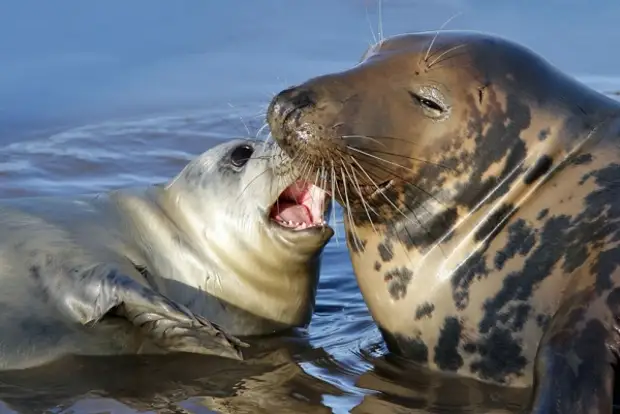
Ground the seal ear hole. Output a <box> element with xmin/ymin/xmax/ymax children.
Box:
<box><xmin>230</xmin><ymin>144</ymin><xmax>254</xmax><ymax>168</ymax></box>
<box><xmin>477</xmin><ymin>87</ymin><xmax>486</xmax><ymax>105</ymax></box>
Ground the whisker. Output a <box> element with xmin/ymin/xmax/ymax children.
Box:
<box><xmin>364</xmin><ymin>1</ymin><xmax>378</xmax><ymax>46</ymax></box>
<box><xmin>352</xmin><ymin>154</ymin><xmax>449</xmax><ymax>210</ymax></box>
<box><xmin>377</xmin><ymin>0</ymin><xmax>384</xmax><ymax>42</ymax></box>
<box><xmin>227</xmin><ymin>102</ymin><xmax>251</xmax><ymax>136</ymax></box>
<box><xmin>423</xmin><ymin>12</ymin><xmax>463</xmax><ymax>63</ymax></box>
<box><xmin>351</xmin><ymin>146</ymin><xmax>457</xmax><ymax>172</ymax></box>
<box><xmin>347</xmin><ymin>145</ymin><xmax>454</xmax><ymax>173</ymax></box>
<box><xmin>341</xmin><ymin>134</ymin><xmax>423</xmax><ymax>146</ymax></box>
<box><xmin>330</xmin><ymin>161</ymin><xmax>340</xmax><ymax>247</ymax></box>
<box><xmin>347</xmin><ymin>154</ymin><xmax>448</xmax><ymax>259</ymax></box>
<box><xmin>340</xmin><ymin>165</ymin><xmax>365</xmax><ymax>253</ymax></box>
<box><xmin>428</xmin><ymin>44</ymin><xmax>467</xmax><ymax>69</ymax></box>
<box><xmin>340</xmin><ymin>134</ymin><xmax>387</xmax><ymax>148</ymax></box>
<box><xmin>343</xmin><ymin>160</ymin><xmax>378</xmax><ymax>235</ymax></box>
<box><xmin>237</xmin><ymin>167</ymin><xmax>272</xmax><ymax>201</ymax></box>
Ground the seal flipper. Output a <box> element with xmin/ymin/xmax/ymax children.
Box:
<box><xmin>529</xmin><ymin>287</ymin><xmax>617</xmax><ymax>414</ymax></box>
<box><xmin>34</xmin><ymin>262</ymin><xmax>247</xmax><ymax>360</ymax></box>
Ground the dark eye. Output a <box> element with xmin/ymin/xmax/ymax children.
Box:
<box><xmin>409</xmin><ymin>92</ymin><xmax>444</xmax><ymax>113</ymax></box>
<box><xmin>230</xmin><ymin>144</ymin><xmax>254</xmax><ymax>168</ymax></box>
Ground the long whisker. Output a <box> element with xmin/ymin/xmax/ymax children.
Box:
<box><xmin>346</xmin><ymin>155</ymin><xmax>422</xmax><ymax>263</ymax></box>
<box><xmin>238</xmin><ymin>166</ymin><xmax>272</xmax><ymax>201</ymax></box>
<box><xmin>227</xmin><ymin>102</ymin><xmax>251</xmax><ymax>136</ymax></box>
<box><xmin>348</xmin><ymin>155</ymin><xmax>424</xmax><ymax>230</ymax></box>
<box><xmin>341</xmin><ymin>134</ymin><xmax>423</xmax><ymax>146</ymax></box>
<box><xmin>377</xmin><ymin>0</ymin><xmax>384</xmax><ymax>43</ymax></box>
<box><xmin>428</xmin><ymin>44</ymin><xmax>467</xmax><ymax>69</ymax></box>
<box><xmin>330</xmin><ymin>161</ymin><xmax>340</xmax><ymax>247</ymax></box>
<box><xmin>347</xmin><ymin>145</ymin><xmax>454</xmax><ymax>174</ymax></box>
<box><xmin>340</xmin><ymin>166</ymin><xmax>365</xmax><ymax>253</ymax></box>
<box><xmin>343</xmin><ymin>159</ymin><xmax>378</xmax><ymax>235</ymax></box>
<box><xmin>364</xmin><ymin>1</ymin><xmax>378</xmax><ymax>46</ymax></box>
<box><xmin>350</xmin><ymin>146</ymin><xmax>457</xmax><ymax>173</ymax></box>
<box><xmin>340</xmin><ymin>134</ymin><xmax>388</xmax><ymax>148</ymax></box>
<box><xmin>423</xmin><ymin>12</ymin><xmax>463</xmax><ymax>63</ymax></box>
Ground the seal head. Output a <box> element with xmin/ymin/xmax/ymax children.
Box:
<box><xmin>125</xmin><ymin>138</ymin><xmax>335</xmax><ymax>336</ymax></box>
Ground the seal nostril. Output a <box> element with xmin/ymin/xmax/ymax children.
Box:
<box><xmin>268</xmin><ymin>87</ymin><xmax>316</xmax><ymax>126</ymax></box>
<box><xmin>289</xmin><ymin>89</ymin><xmax>315</xmax><ymax>111</ymax></box>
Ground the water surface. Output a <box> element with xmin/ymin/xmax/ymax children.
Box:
<box><xmin>1</xmin><ymin>1</ymin><xmax>619</xmax><ymax>413</ymax></box>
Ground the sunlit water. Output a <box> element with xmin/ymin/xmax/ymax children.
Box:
<box><xmin>1</xmin><ymin>1</ymin><xmax>620</xmax><ymax>413</ymax></box>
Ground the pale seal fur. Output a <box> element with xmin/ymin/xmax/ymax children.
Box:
<box><xmin>267</xmin><ymin>30</ymin><xmax>620</xmax><ymax>413</ymax></box>
<box><xmin>0</xmin><ymin>138</ymin><xmax>332</xmax><ymax>370</ymax></box>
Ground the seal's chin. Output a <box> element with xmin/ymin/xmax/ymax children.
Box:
<box><xmin>268</xmin><ymin>180</ymin><xmax>330</xmax><ymax>232</ymax></box>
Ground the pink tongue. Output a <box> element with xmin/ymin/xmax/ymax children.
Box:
<box><xmin>277</xmin><ymin>203</ymin><xmax>311</xmax><ymax>223</ymax></box>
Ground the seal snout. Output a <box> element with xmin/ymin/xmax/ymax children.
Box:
<box><xmin>266</xmin><ymin>86</ymin><xmax>320</xmax><ymax>153</ymax></box>
<box><xmin>268</xmin><ymin>86</ymin><xmax>316</xmax><ymax>130</ymax></box>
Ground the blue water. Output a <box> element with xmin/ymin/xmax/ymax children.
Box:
<box><xmin>1</xmin><ymin>1</ymin><xmax>619</xmax><ymax>413</ymax></box>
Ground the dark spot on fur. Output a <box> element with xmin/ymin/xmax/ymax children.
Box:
<box><xmin>434</xmin><ymin>317</ymin><xmax>464</xmax><ymax>371</ymax></box>
<box><xmin>571</xmin><ymin>153</ymin><xmax>593</xmax><ymax>165</ymax></box>
<box><xmin>378</xmin><ymin>240</ymin><xmax>394</xmax><ymax>262</ymax></box>
<box><xmin>29</xmin><ymin>265</ymin><xmax>50</xmax><ymax>302</ymax></box>
<box><xmin>591</xmin><ymin>247</ymin><xmax>620</xmax><ymax>292</ymax></box>
<box><xmin>415</xmin><ymin>302</ymin><xmax>435</xmax><ymax>320</ymax></box>
<box><xmin>480</xmin><ymin>215</ymin><xmax>568</xmax><ymax>335</ymax></box>
<box><xmin>469</xmin><ymin>328</ymin><xmax>527</xmax><ymax>383</ymax></box>
<box><xmin>451</xmin><ymin>251</ymin><xmax>490</xmax><ymax>310</ymax></box>
<box><xmin>379</xmin><ymin>327</ymin><xmax>428</xmax><ymax>364</ymax></box>
<box><xmin>523</xmin><ymin>155</ymin><xmax>553</xmax><ymax>185</ymax></box>
<box><xmin>536</xmin><ymin>208</ymin><xmax>549</xmax><ymax>220</ymax></box>
<box><xmin>473</xmin><ymin>203</ymin><xmax>516</xmax><ymax>243</ymax></box>
<box><xmin>606</xmin><ymin>287</ymin><xmax>620</xmax><ymax>311</ymax></box>
<box><xmin>463</xmin><ymin>342</ymin><xmax>477</xmax><ymax>354</ymax></box>
<box><xmin>347</xmin><ymin>231</ymin><xmax>367</xmax><ymax>253</ymax></box>
<box><xmin>374</xmin><ymin>261</ymin><xmax>382</xmax><ymax>271</ymax></box>
<box><xmin>384</xmin><ymin>267</ymin><xmax>413</xmax><ymax>300</ymax></box>
<box><xmin>388</xmin><ymin>206</ymin><xmax>458</xmax><ymax>254</ymax></box>
<box><xmin>537</xmin><ymin>304</ymin><xmax>612</xmax><ymax>414</ymax></box>
<box><xmin>535</xmin><ymin>313</ymin><xmax>551</xmax><ymax>329</ymax></box>
<box><xmin>494</xmin><ymin>219</ymin><xmax>537</xmax><ymax>270</ymax></box>
<box><xmin>538</xmin><ymin>128</ymin><xmax>550</xmax><ymax>141</ymax></box>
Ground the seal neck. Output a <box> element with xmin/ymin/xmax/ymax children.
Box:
<box><xmin>132</xmin><ymin>185</ymin><xmax>322</xmax><ymax>333</ymax></box>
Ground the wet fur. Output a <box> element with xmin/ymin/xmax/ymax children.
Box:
<box><xmin>267</xmin><ymin>30</ymin><xmax>620</xmax><ymax>413</ymax></box>
<box><xmin>0</xmin><ymin>139</ymin><xmax>332</xmax><ymax>370</ymax></box>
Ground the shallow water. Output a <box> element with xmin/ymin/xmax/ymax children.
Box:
<box><xmin>1</xmin><ymin>1</ymin><xmax>620</xmax><ymax>413</ymax></box>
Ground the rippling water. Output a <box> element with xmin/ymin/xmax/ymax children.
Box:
<box><xmin>1</xmin><ymin>1</ymin><xmax>620</xmax><ymax>413</ymax></box>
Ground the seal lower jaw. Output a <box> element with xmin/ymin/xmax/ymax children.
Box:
<box><xmin>268</xmin><ymin>180</ymin><xmax>332</xmax><ymax>234</ymax></box>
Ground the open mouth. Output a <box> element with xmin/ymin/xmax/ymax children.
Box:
<box><xmin>269</xmin><ymin>180</ymin><xmax>330</xmax><ymax>231</ymax></box>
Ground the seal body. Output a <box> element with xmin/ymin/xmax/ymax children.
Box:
<box><xmin>267</xmin><ymin>30</ymin><xmax>620</xmax><ymax>413</ymax></box>
<box><xmin>0</xmin><ymin>138</ymin><xmax>333</xmax><ymax>370</ymax></box>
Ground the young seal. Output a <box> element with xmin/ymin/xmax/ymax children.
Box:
<box><xmin>266</xmin><ymin>30</ymin><xmax>620</xmax><ymax>413</ymax></box>
<box><xmin>0</xmin><ymin>138</ymin><xmax>332</xmax><ymax>370</ymax></box>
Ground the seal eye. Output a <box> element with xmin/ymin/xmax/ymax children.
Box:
<box><xmin>409</xmin><ymin>91</ymin><xmax>445</xmax><ymax>113</ymax></box>
<box><xmin>230</xmin><ymin>144</ymin><xmax>254</xmax><ymax>168</ymax></box>
<box><xmin>419</xmin><ymin>97</ymin><xmax>443</xmax><ymax>112</ymax></box>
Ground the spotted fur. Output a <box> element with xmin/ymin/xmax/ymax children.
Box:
<box><xmin>267</xmin><ymin>30</ymin><xmax>620</xmax><ymax>413</ymax></box>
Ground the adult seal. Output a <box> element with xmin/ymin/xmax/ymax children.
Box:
<box><xmin>267</xmin><ymin>30</ymin><xmax>620</xmax><ymax>413</ymax></box>
<box><xmin>0</xmin><ymin>138</ymin><xmax>332</xmax><ymax>370</ymax></box>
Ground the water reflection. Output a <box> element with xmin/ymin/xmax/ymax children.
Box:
<box><xmin>0</xmin><ymin>333</ymin><xmax>343</xmax><ymax>413</ymax></box>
